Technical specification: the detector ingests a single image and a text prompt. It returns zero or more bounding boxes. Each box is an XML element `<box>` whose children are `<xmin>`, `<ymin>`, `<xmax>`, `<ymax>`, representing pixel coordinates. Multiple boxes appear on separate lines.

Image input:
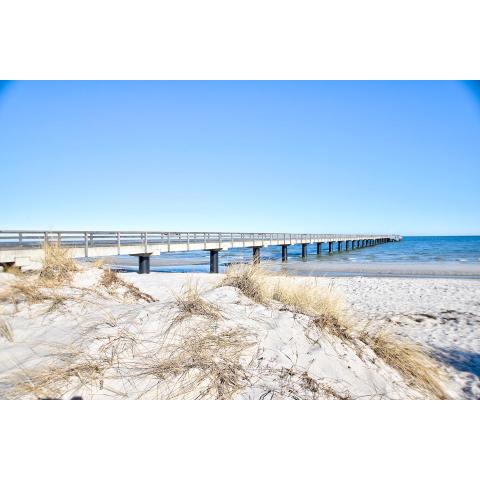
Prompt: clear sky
<box><xmin>1</xmin><ymin>81</ymin><xmax>479</xmax><ymax>235</ymax></box>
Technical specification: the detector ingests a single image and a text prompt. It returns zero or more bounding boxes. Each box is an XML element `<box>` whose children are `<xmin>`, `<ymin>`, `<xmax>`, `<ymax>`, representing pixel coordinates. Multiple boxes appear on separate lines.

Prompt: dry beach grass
<box><xmin>222</xmin><ymin>263</ymin><xmax>448</xmax><ymax>399</ymax></box>
<box><xmin>0</xmin><ymin>253</ymin><xmax>451</xmax><ymax>399</ymax></box>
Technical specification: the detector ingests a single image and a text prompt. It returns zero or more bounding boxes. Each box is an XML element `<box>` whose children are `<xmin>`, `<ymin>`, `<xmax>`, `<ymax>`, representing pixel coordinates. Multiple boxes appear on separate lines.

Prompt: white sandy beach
<box><xmin>1</xmin><ymin>261</ymin><xmax>479</xmax><ymax>400</ymax></box>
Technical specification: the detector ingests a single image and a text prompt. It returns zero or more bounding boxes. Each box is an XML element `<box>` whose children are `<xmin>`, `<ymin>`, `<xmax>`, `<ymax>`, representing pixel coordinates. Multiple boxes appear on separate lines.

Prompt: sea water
<box><xmin>111</xmin><ymin>236</ymin><xmax>480</xmax><ymax>273</ymax></box>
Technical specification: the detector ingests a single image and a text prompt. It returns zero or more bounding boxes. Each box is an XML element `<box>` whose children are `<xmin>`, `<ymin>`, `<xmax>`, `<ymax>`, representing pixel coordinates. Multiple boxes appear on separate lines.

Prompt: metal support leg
<box><xmin>253</xmin><ymin>246</ymin><xmax>261</xmax><ymax>264</ymax></box>
<box><xmin>302</xmin><ymin>243</ymin><xmax>308</xmax><ymax>259</ymax></box>
<box><xmin>209</xmin><ymin>249</ymin><xmax>220</xmax><ymax>273</ymax></box>
<box><xmin>281</xmin><ymin>245</ymin><xmax>288</xmax><ymax>262</ymax></box>
<box><xmin>138</xmin><ymin>255</ymin><xmax>150</xmax><ymax>274</ymax></box>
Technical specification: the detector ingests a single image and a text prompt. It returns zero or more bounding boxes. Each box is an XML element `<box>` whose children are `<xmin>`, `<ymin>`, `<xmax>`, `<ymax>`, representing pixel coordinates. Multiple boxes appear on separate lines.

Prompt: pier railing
<box><xmin>0</xmin><ymin>230</ymin><xmax>402</xmax><ymax>251</ymax></box>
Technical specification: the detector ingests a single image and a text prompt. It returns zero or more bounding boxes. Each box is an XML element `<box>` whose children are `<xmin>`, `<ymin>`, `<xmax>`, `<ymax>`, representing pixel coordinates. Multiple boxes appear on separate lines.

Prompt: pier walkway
<box><xmin>0</xmin><ymin>231</ymin><xmax>402</xmax><ymax>273</ymax></box>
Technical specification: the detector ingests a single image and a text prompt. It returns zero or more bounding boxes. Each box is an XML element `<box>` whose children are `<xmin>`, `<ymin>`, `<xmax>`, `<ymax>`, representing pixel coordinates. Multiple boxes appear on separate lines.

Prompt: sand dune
<box><xmin>2</xmin><ymin>259</ymin><xmax>478</xmax><ymax>399</ymax></box>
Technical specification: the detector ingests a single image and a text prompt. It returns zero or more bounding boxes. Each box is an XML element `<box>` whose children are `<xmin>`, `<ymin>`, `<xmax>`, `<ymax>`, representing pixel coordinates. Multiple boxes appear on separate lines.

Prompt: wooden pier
<box><xmin>0</xmin><ymin>231</ymin><xmax>402</xmax><ymax>273</ymax></box>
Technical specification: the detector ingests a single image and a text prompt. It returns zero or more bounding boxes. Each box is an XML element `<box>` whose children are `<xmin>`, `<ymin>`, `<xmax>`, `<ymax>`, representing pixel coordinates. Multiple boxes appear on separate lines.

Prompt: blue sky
<box><xmin>1</xmin><ymin>81</ymin><xmax>479</xmax><ymax>235</ymax></box>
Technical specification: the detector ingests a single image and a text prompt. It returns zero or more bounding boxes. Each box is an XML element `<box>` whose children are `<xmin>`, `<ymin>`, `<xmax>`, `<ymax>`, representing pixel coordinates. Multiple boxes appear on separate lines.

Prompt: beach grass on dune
<box><xmin>0</xmin><ymin>258</ymin><xmax>451</xmax><ymax>399</ymax></box>
<box><xmin>169</xmin><ymin>280</ymin><xmax>223</xmax><ymax>331</ymax></box>
<box><xmin>220</xmin><ymin>263</ymin><xmax>270</xmax><ymax>304</ymax></box>
<box><xmin>40</xmin><ymin>242</ymin><xmax>79</xmax><ymax>286</ymax></box>
<box><xmin>100</xmin><ymin>268</ymin><xmax>156</xmax><ymax>303</ymax></box>
<box><xmin>359</xmin><ymin>330</ymin><xmax>448</xmax><ymax>399</ymax></box>
<box><xmin>137</xmin><ymin>323</ymin><xmax>254</xmax><ymax>400</ymax></box>
<box><xmin>6</xmin><ymin>358</ymin><xmax>105</xmax><ymax>400</ymax></box>
<box><xmin>0</xmin><ymin>318</ymin><xmax>14</xmax><ymax>342</ymax></box>
<box><xmin>222</xmin><ymin>263</ymin><xmax>448</xmax><ymax>399</ymax></box>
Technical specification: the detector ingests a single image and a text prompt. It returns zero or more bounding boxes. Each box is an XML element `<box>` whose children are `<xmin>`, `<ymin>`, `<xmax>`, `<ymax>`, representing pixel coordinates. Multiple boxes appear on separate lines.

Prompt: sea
<box><xmin>109</xmin><ymin>236</ymin><xmax>480</xmax><ymax>274</ymax></box>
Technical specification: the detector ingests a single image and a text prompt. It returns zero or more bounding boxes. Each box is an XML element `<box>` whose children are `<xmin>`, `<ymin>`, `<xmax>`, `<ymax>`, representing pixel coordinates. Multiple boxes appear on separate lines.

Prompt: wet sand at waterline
<box><xmin>100</xmin><ymin>255</ymin><xmax>480</xmax><ymax>278</ymax></box>
<box><xmin>274</xmin><ymin>260</ymin><xmax>480</xmax><ymax>278</ymax></box>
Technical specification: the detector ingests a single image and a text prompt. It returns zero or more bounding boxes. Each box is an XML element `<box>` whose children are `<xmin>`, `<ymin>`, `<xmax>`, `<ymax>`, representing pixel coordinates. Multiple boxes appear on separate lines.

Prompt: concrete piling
<box><xmin>302</xmin><ymin>243</ymin><xmax>308</xmax><ymax>259</ymax></box>
<box><xmin>282</xmin><ymin>245</ymin><xmax>288</xmax><ymax>262</ymax></box>
<box><xmin>138</xmin><ymin>255</ymin><xmax>150</xmax><ymax>274</ymax></box>
<box><xmin>253</xmin><ymin>246</ymin><xmax>261</xmax><ymax>264</ymax></box>
<box><xmin>209</xmin><ymin>249</ymin><xmax>220</xmax><ymax>273</ymax></box>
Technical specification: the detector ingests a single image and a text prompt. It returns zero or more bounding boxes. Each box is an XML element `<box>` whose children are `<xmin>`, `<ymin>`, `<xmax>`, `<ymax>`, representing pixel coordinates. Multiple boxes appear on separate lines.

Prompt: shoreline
<box><xmin>273</xmin><ymin>261</ymin><xmax>480</xmax><ymax>279</ymax></box>
<box><xmin>98</xmin><ymin>257</ymin><xmax>480</xmax><ymax>279</ymax></box>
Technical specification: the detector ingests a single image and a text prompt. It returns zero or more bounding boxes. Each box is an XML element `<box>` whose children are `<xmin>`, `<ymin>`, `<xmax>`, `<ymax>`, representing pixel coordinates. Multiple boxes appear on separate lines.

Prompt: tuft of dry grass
<box><xmin>258</xmin><ymin>367</ymin><xmax>351</xmax><ymax>400</ymax></box>
<box><xmin>221</xmin><ymin>263</ymin><xmax>269</xmax><ymax>304</ymax></box>
<box><xmin>4</xmin><ymin>359</ymin><xmax>105</xmax><ymax>399</ymax></box>
<box><xmin>1</xmin><ymin>263</ymin><xmax>22</xmax><ymax>275</ymax></box>
<box><xmin>359</xmin><ymin>330</ymin><xmax>448</xmax><ymax>399</ymax></box>
<box><xmin>100</xmin><ymin>269</ymin><xmax>155</xmax><ymax>303</ymax></box>
<box><xmin>272</xmin><ymin>277</ymin><xmax>355</xmax><ymax>343</ymax></box>
<box><xmin>169</xmin><ymin>281</ymin><xmax>222</xmax><ymax>331</ymax></box>
<box><xmin>0</xmin><ymin>280</ymin><xmax>68</xmax><ymax>312</ymax></box>
<box><xmin>138</xmin><ymin>324</ymin><xmax>254</xmax><ymax>399</ymax></box>
<box><xmin>97</xmin><ymin>328</ymin><xmax>138</xmax><ymax>367</ymax></box>
<box><xmin>6</xmin><ymin>281</ymin><xmax>50</xmax><ymax>304</ymax></box>
<box><xmin>39</xmin><ymin>242</ymin><xmax>79</xmax><ymax>286</ymax></box>
<box><xmin>91</xmin><ymin>258</ymin><xmax>105</xmax><ymax>269</ymax></box>
<box><xmin>0</xmin><ymin>318</ymin><xmax>14</xmax><ymax>342</ymax></box>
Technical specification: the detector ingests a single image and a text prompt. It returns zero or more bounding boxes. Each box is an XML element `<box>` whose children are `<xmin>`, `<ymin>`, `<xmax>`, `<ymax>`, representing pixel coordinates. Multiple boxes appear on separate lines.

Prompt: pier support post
<box><xmin>337</xmin><ymin>241</ymin><xmax>342</xmax><ymax>252</ymax></box>
<box><xmin>209</xmin><ymin>249</ymin><xmax>221</xmax><ymax>273</ymax></box>
<box><xmin>328</xmin><ymin>241</ymin><xmax>333</xmax><ymax>254</ymax></box>
<box><xmin>317</xmin><ymin>242</ymin><xmax>322</xmax><ymax>255</ymax></box>
<box><xmin>346</xmin><ymin>240</ymin><xmax>350</xmax><ymax>250</ymax></box>
<box><xmin>281</xmin><ymin>245</ymin><xmax>288</xmax><ymax>262</ymax></box>
<box><xmin>138</xmin><ymin>254</ymin><xmax>151</xmax><ymax>274</ymax></box>
<box><xmin>252</xmin><ymin>246</ymin><xmax>261</xmax><ymax>265</ymax></box>
<box><xmin>302</xmin><ymin>243</ymin><xmax>308</xmax><ymax>259</ymax></box>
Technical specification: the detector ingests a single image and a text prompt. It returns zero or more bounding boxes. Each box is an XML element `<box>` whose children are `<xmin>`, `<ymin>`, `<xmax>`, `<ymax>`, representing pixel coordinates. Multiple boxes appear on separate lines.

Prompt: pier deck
<box><xmin>0</xmin><ymin>231</ymin><xmax>402</xmax><ymax>273</ymax></box>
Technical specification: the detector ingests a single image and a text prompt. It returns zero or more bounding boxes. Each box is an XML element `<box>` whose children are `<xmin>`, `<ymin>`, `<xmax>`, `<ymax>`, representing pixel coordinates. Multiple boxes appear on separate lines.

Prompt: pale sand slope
<box><xmin>125</xmin><ymin>272</ymin><xmax>480</xmax><ymax>399</ymax></box>
<box><xmin>0</xmin><ymin>268</ymin><xmax>477</xmax><ymax>399</ymax></box>
<box><xmin>328</xmin><ymin>276</ymin><xmax>480</xmax><ymax>399</ymax></box>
